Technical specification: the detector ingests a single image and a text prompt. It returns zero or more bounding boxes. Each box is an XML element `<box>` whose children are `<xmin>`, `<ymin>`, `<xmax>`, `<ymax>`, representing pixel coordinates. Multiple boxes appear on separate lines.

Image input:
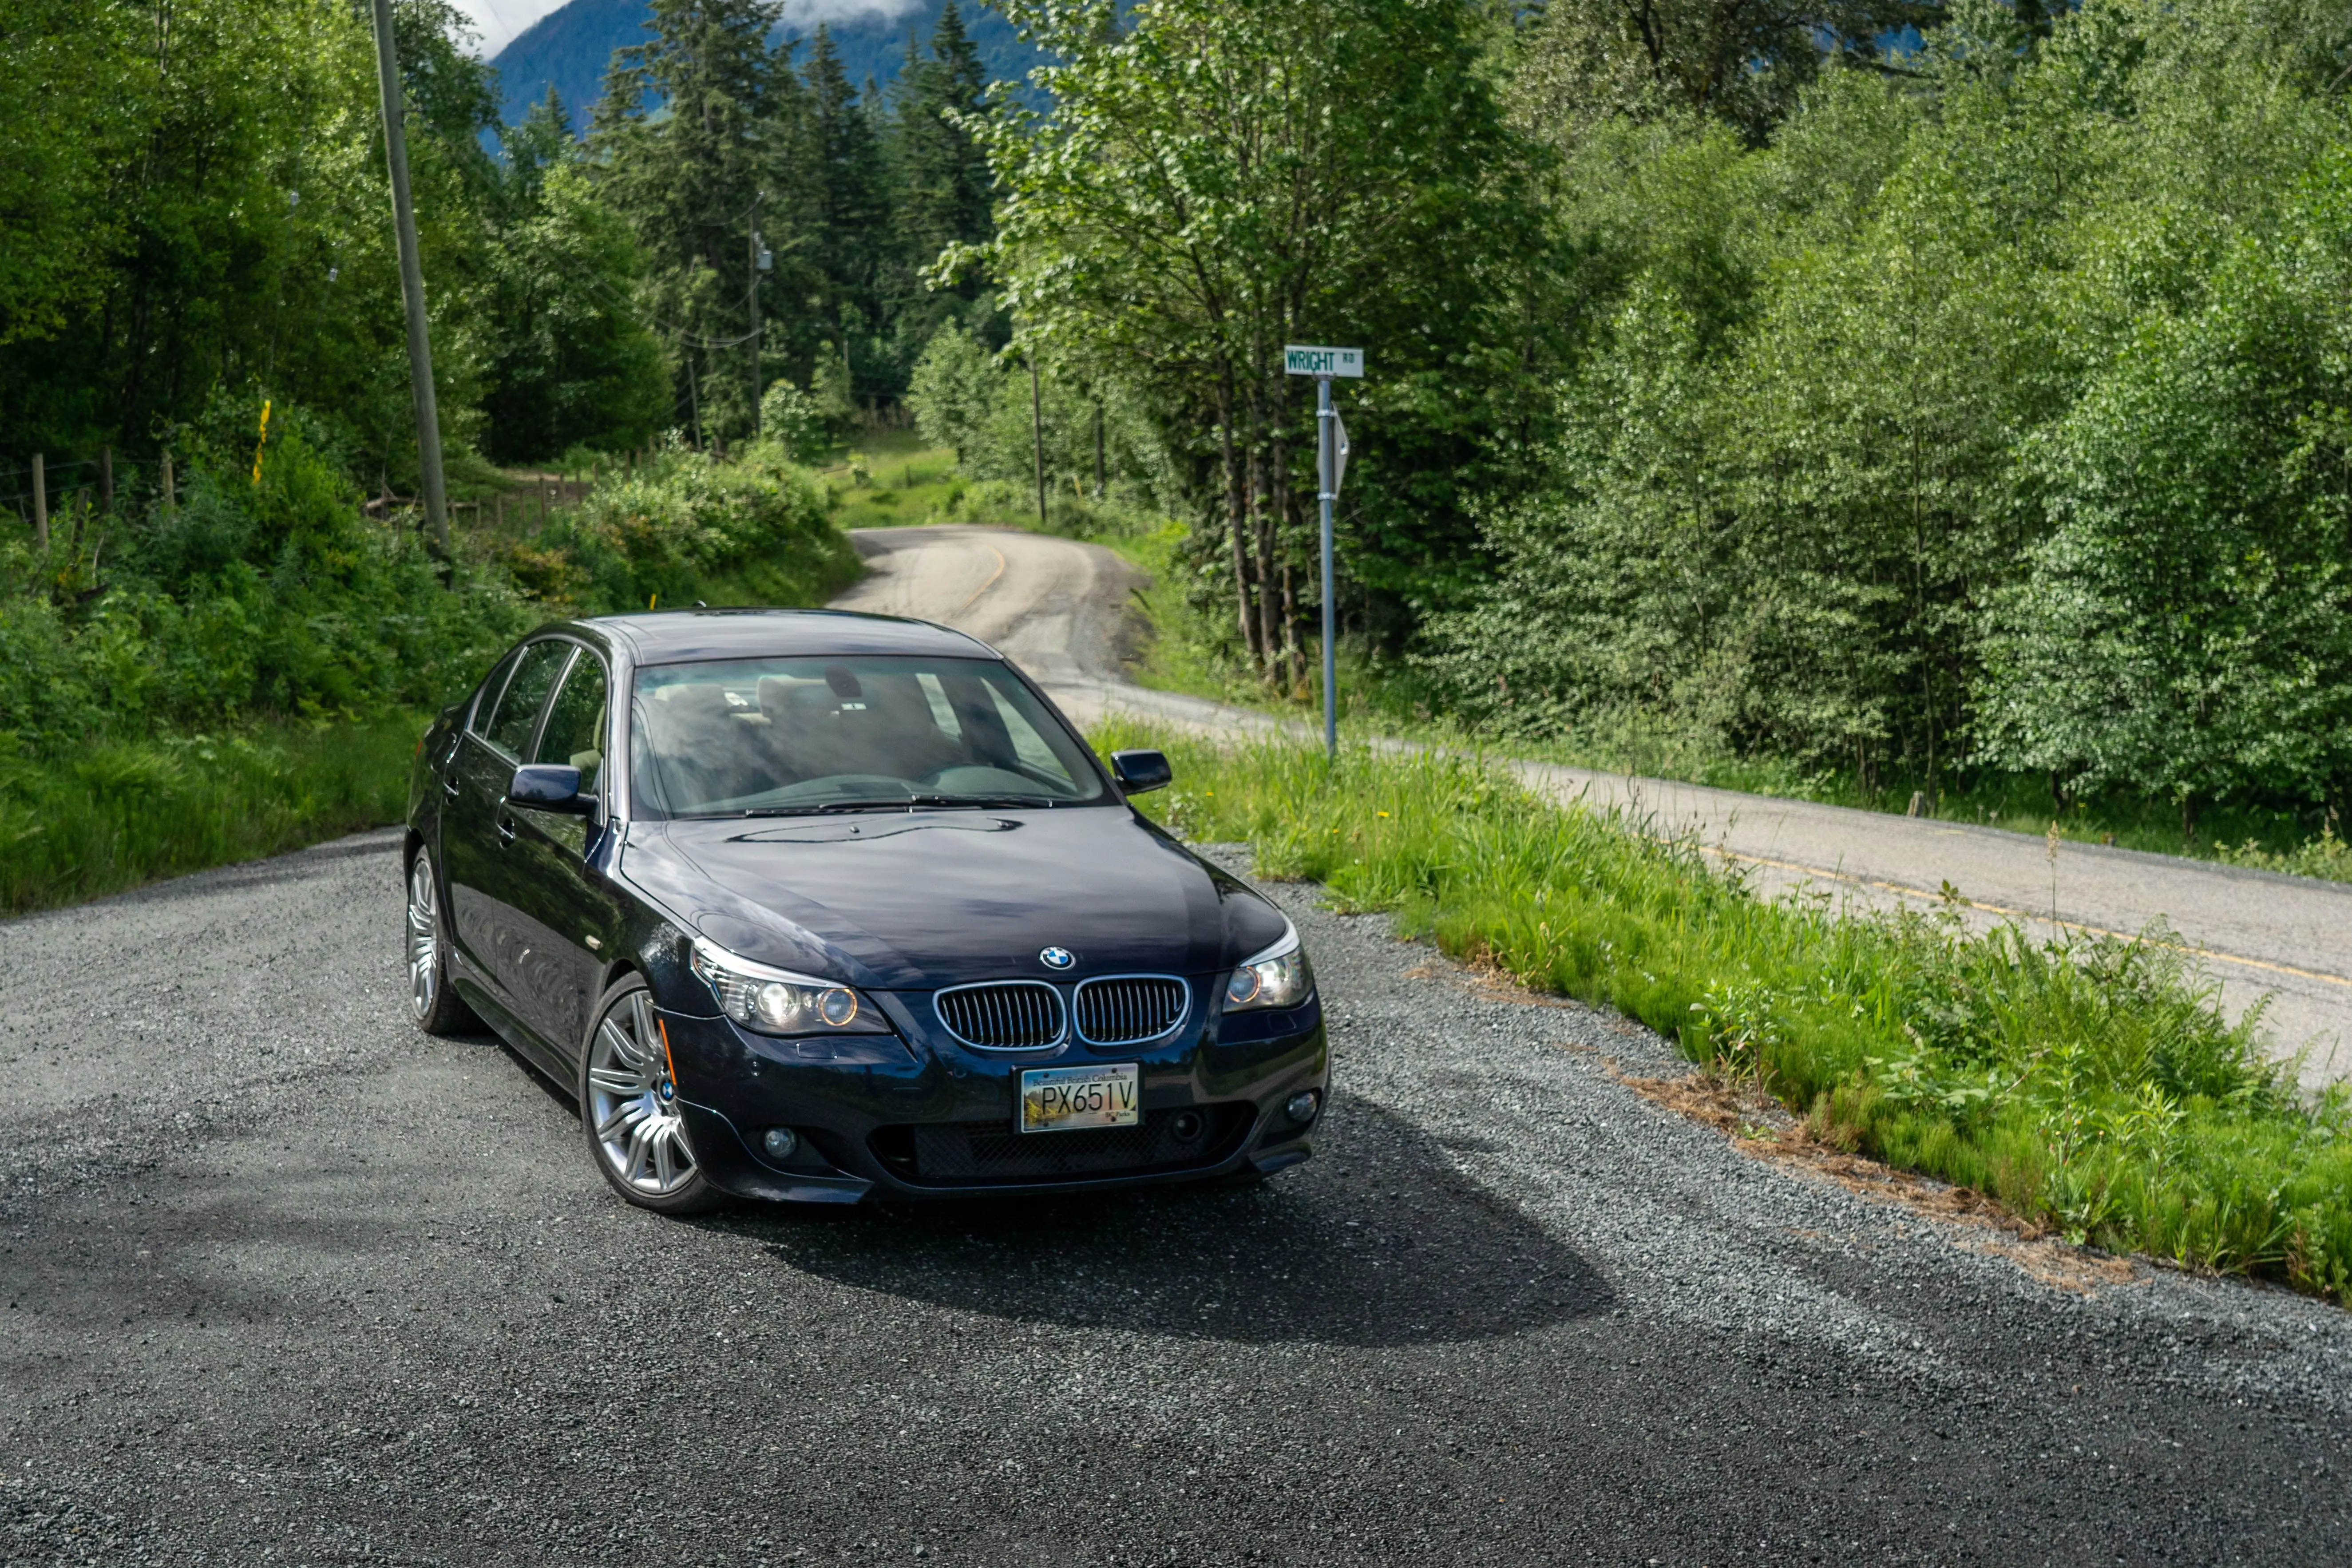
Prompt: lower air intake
<box><xmin>879</xmin><ymin>1104</ymin><xmax>1250</xmax><ymax>1184</ymax></box>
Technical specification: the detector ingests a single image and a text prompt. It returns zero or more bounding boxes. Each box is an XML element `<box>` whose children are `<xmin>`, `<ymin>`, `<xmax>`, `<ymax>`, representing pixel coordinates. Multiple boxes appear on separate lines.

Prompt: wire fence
<box><xmin>1</xmin><ymin>451</ymin><xmax>170</xmax><ymax>525</ymax></box>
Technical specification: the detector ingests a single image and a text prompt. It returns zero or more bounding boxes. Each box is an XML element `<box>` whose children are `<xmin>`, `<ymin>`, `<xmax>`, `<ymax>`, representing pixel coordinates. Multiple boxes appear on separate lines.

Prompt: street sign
<box><xmin>1284</xmin><ymin>345</ymin><xmax>1364</xmax><ymax>378</ymax></box>
<box><xmin>1286</xmin><ymin>347</ymin><xmax>1367</xmax><ymax>760</ymax></box>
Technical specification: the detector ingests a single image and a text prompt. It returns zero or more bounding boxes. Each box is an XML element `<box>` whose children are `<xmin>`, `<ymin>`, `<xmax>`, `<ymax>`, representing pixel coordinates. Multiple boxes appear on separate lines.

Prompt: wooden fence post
<box><xmin>100</xmin><ymin>445</ymin><xmax>113</xmax><ymax>512</ymax></box>
<box><xmin>161</xmin><ymin>452</ymin><xmax>176</xmax><ymax>510</ymax></box>
<box><xmin>30</xmin><ymin>453</ymin><xmax>46</xmax><ymax>550</ymax></box>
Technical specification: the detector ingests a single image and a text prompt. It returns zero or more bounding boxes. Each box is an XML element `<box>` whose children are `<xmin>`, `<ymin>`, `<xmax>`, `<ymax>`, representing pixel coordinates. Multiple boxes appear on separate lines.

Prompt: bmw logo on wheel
<box><xmin>1039</xmin><ymin>946</ymin><xmax>1076</xmax><ymax>970</ymax></box>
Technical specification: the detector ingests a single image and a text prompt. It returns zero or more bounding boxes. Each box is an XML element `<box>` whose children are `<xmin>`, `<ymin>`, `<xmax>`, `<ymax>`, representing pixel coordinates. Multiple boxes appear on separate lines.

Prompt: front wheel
<box><xmin>580</xmin><ymin>975</ymin><xmax>718</xmax><ymax>1215</ymax></box>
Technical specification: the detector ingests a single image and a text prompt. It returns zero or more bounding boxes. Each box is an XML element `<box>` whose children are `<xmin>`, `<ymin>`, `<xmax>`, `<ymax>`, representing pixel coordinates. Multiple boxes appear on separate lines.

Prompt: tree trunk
<box><xmin>1281</xmin><ymin>553</ymin><xmax>1301</xmax><ymax>695</ymax></box>
<box><xmin>1249</xmin><ymin>438</ymin><xmax>1278</xmax><ymax>680</ymax></box>
<box><xmin>1216</xmin><ymin>371</ymin><xmax>1259</xmax><ymax>668</ymax></box>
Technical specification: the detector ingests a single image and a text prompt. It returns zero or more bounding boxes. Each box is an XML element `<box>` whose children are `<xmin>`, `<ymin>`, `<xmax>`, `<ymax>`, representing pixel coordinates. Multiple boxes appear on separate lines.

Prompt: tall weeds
<box><xmin>1100</xmin><ymin>723</ymin><xmax>2352</xmax><ymax>1302</ymax></box>
<box><xmin>0</xmin><ymin>717</ymin><xmax>419</xmax><ymax>914</ymax></box>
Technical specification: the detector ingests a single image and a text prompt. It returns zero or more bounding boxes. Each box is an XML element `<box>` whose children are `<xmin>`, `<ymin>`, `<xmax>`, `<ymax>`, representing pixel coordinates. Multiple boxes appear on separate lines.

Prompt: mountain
<box><xmin>488</xmin><ymin>0</ymin><xmax>1043</xmax><ymax>134</ymax></box>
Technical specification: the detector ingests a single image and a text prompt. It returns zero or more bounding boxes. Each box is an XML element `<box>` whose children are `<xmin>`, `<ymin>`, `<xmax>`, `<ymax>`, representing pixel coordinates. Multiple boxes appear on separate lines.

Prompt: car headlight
<box><xmin>1224</xmin><ymin>920</ymin><xmax>1314</xmax><ymax>1011</ymax></box>
<box><xmin>690</xmin><ymin>939</ymin><xmax>889</xmax><ymax>1036</ymax></box>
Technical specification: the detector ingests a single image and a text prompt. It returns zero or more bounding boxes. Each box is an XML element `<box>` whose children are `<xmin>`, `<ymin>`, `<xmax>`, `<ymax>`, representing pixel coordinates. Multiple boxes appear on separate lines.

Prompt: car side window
<box><xmin>535</xmin><ymin>652</ymin><xmax>609</xmax><ymax>795</ymax></box>
<box><xmin>482</xmin><ymin>641</ymin><xmax>572</xmax><ymax>760</ymax></box>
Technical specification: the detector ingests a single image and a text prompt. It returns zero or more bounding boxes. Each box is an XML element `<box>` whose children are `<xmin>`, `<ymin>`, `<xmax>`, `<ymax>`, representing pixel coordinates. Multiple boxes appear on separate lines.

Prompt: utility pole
<box><xmin>1029</xmin><ymin>356</ymin><xmax>1047</xmax><ymax>527</ymax></box>
<box><xmin>748</xmin><ymin>194</ymin><xmax>767</xmax><ymax>443</ymax></box>
<box><xmin>368</xmin><ymin>0</ymin><xmax>449</xmax><ymax>557</ymax></box>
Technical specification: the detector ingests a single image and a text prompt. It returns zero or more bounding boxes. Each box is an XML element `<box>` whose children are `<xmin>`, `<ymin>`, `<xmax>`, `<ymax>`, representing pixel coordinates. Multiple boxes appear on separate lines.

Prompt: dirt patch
<box><xmin>1402</xmin><ymin>959</ymin><xmax>1584</xmax><ymax>1010</ymax></box>
<box><xmin>1613</xmin><ymin>1068</ymin><xmax>2141</xmax><ymax>1296</ymax></box>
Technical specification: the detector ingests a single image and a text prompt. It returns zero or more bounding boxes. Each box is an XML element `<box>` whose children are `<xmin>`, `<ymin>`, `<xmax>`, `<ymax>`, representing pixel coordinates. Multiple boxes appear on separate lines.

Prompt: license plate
<box><xmin>1018</xmin><ymin>1062</ymin><xmax>1140</xmax><ymax>1133</ymax></box>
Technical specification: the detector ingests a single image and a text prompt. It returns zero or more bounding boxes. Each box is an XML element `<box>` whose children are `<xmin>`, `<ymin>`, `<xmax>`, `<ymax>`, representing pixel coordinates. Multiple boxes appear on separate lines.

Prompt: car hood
<box><xmin>624</xmin><ymin>807</ymin><xmax>1289</xmax><ymax>990</ymax></box>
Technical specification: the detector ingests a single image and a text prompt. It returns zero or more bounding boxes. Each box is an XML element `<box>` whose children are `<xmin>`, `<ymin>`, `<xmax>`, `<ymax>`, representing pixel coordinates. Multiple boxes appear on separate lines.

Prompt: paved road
<box><xmin>4</xmin><ymin>829</ymin><xmax>2348</xmax><ymax>1562</ymax></box>
<box><xmin>841</xmin><ymin>525</ymin><xmax>2352</xmax><ymax>1091</ymax></box>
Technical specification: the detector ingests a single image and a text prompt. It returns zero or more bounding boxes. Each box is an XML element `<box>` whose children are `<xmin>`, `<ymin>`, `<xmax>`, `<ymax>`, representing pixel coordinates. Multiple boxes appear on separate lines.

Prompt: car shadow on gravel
<box><xmin>722</xmin><ymin>1096</ymin><xmax>1614</xmax><ymax>1347</ymax></box>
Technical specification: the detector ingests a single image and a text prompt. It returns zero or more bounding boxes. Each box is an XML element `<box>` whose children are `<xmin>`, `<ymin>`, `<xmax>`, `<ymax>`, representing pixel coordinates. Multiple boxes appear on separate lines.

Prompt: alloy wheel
<box><xmin>586</xmin><ymin>989</ymin><xmax>700</xmax><ymax>1197</ymax></box>
<box><xmin>406</xmin><ymin>854</ymin><xmax>441</xmax><ymax>1022</ymax></box>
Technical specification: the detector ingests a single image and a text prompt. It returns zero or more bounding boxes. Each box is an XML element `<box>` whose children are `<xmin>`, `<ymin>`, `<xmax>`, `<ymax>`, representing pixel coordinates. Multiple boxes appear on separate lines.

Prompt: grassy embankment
<box><xmin>1096</xmin><ymin>719</ymin><xmax>2352</xmax><ymax>1303</ymax></box>
<box><xmin>8</xmin><ymin>444</ymin><xmax>858</xmax><ymax>919</ymax></box>
<box><xmin>0</xmin><ymin>716</ymin><xmax>423</xmax><ymax>915</ymax></box>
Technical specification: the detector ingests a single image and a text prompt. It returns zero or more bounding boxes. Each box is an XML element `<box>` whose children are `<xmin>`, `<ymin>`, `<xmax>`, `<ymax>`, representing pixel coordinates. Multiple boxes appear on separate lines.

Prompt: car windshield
<box><xmin>629</xmin><ymin>654</ymin><xmax>1111</xmax><ymax>818</ymax></box>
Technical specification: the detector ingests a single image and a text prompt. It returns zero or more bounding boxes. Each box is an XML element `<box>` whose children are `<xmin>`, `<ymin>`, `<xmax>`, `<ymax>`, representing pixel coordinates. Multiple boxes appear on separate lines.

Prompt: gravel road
<box><xmin>3</xmin><ymin>527</ymin><xmax>2348</xmax><ymax>1563</ymax></box>
<box><xmin>5</xmin><ymin>828</ymin><xmax>2350</xmax><ymax>1564</ymax></box>
<box><xmin>840</xmin><ymin>525</ymin><xmax>2352</xmax><ymax>1091</ymax></box>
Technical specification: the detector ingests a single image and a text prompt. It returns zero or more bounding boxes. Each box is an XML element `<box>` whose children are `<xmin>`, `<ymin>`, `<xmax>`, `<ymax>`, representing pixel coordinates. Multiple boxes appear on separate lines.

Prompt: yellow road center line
<box><xmin>957</xmin><ymin>546</ymin><xmax>1007</xmax><ymax>615</ymax></box>
<box><xmin>1705</xmin><ymin>844</ymin><xmax>2352</xmax><ymax>990</ymax></box>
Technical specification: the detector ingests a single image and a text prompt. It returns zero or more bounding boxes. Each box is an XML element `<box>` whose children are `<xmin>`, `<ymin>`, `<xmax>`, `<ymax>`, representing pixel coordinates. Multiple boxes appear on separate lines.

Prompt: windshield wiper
<box><xmin>731</xmin><ymin>793</ymin><xmax>1063</xmax><ymax>817</ymax></box>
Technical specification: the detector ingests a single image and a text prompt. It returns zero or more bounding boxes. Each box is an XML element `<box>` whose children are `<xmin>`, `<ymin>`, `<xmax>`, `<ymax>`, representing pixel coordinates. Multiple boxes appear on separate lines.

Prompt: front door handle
<box><xmin>495</xmin><ymin>811</ymin><xmax>517</xmax><ymax>844</ymax></box>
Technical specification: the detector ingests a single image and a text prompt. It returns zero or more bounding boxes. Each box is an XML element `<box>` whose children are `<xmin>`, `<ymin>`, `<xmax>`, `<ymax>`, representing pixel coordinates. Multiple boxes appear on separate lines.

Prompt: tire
<box><xmin>406</xmin><ymin>848</ymin><xmax>482</xmax><ymax>1037</ymax></box>
<box><xmin>579</xmin><ymin>974</ymin><xmax>720</xmax><ymax>1215</ymax></box>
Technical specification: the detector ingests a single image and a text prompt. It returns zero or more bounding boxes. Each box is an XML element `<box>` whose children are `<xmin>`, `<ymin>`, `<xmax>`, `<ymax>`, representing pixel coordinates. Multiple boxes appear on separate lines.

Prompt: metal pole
<box><xmin>748</xmin><ymin>195</ymin><xmax>762</xmax><ymax>443</ymax></box>
<box><xmin>1318</xmin><ymin>374</ymin><xmax>1336</xmax><ymax>760</ymax></box>
<box><xmin>368</xmin><ymin>0</ymin><xmax>448</xmax><ymax>557</ymax></box>
<box><xmin>1030</xmin><ymin>356</ymin><xmax>1047</xmax><ymax>526</ymax></box>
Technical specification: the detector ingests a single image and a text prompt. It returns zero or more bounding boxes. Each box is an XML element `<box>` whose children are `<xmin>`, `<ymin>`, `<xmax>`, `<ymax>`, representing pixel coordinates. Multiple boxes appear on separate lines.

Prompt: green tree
<box><xmin>1512</xmin><ymin>0</ymin><xmax>1936</xmax><ymax>146</ymax></box>
<box><xmin>802</xmin><ymin>26</ymin><xmax>894</xmax><ymax>405</ymax></box>
<box><xmin>593</xmin><ymin>0</ymin><xmax>792</xmax><ymax>446</ymax></box>
<box><xmin>481</xmin><ymin>96</ymin><xmax>671</xmax><ymax>462</ymax></box>
<box><xmin>972</xmin><ymin>0</ymin><xmax>1535</xmax><ymax>683</ymax></box>
<box><xmin>1975</xmin><ymin>240</ymin><xmax>2352</xmax><ymax>834</ymax></box>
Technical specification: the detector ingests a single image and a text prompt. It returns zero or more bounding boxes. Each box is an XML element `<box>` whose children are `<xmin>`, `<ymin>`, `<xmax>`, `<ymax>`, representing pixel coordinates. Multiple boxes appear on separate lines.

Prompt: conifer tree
<box><xmin>593</xmin><ymin>0</ymin><xmax>793</xmax><ymax>442</ymax></box>
<box><xmin>802</xmin><ymin>26</ymin><xmax>892</xmax><ymax>404</ymax></box>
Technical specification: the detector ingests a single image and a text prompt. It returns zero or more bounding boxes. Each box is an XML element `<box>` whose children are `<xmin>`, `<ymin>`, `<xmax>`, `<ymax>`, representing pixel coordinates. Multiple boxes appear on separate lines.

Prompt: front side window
<box><xmin>481</xmin><ymin>640</ymin><xmax>573</xmax><ymax>759</ymax></box>
<box><xmin>629</xmin><ymin>655</ymin><xmax>1109</xmax><ymax>819</ymax></box>
<box><xmin>535</xmin><ymin>652</ymin><xmax>609</xmax><ymax>795</ymax></box>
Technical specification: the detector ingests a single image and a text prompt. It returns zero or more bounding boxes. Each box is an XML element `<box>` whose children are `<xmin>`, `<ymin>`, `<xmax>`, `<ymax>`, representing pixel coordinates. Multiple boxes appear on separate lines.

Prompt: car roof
<box><xmin>582</xmin><ymin>608</ymin><xmax>997</xmax><ymax>665</ymax></box>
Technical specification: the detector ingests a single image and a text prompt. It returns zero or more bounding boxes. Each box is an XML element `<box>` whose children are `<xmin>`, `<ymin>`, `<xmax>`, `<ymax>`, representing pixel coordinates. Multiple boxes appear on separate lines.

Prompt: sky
<box><xmin>451</xmin><ymin>0</ymin><xmax>926</xmax><ymax>56</ymax></box>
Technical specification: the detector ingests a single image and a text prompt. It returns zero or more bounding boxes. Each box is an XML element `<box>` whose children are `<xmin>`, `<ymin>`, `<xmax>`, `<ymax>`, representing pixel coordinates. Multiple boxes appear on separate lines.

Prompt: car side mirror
<box><xmin>1110</xmin><ymin>748</ymin><xmax>1172</xmax><ymax>796</ymax></box>
<box><xmin>508</xmin><ymin>763</ymin><xmax>591</xmax><ymax>813</ymax></box>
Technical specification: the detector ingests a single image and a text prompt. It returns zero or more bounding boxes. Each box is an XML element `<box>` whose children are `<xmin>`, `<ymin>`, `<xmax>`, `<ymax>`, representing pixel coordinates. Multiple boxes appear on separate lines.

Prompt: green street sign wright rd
<box><xmin>1284</xmin><ymin>345</ymin><xmax>1364</xmax><ymax>377</ymax></box>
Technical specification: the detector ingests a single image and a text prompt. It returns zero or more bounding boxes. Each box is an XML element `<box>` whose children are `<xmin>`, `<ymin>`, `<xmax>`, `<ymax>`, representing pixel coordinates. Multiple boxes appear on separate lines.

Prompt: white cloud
<box><xmin>451</xmin><ymin>0</ymin><xmax>927</xmax><ymax>59</ymax></box>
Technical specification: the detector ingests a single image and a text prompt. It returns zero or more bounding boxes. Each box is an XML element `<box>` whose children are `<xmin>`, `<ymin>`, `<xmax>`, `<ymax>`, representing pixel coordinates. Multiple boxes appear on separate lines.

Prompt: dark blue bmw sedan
<box><xmin>403</xmin><ymin>610</ymin><xmax>1327</xmax><ymax>1213</ymax></box>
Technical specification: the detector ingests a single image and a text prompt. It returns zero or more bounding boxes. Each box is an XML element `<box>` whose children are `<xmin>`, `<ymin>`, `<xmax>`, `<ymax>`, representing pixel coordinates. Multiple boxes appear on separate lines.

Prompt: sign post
<box><xmin>1284</xmin><ymin>346</ymin><xmax>1363</xmax><ymax>760</ymax></box>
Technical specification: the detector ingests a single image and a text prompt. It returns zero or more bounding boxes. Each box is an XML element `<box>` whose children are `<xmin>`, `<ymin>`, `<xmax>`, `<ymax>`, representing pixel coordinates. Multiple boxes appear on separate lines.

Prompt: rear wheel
<box><xmin>406</xmin><ymin>849</ymin><xmax>480</xmax><ymax>1036</ymax></box>
<box><xmin>580</xmin><ymin>975</ymin><xmax>718</xmax><ymax>1215</ymax></box>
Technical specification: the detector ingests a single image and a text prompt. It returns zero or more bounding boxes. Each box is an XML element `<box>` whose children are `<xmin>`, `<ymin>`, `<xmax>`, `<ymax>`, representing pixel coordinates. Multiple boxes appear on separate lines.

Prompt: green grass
<box><xmin>1093</xmin><ymin>720</ymin><xmax>2352</xmax><ymax>1303</ymax></box>
<box><xmin>0</xmin><ymin>715</ymin><xmax>421</xmax><ymax>915</ymax></box>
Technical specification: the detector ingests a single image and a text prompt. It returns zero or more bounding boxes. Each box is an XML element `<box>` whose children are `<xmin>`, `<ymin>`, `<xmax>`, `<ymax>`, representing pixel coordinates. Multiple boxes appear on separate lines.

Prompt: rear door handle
<box><xmin>443</xmin><ymin>775</ymin><xmax>461</xmax><ymax>800</ymax></box>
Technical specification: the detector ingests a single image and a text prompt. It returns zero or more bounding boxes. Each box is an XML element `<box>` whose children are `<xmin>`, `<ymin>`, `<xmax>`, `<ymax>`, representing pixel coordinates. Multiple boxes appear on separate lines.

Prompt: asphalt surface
<box><xmin>839</xmin><ymin>525</ymin><xmax>2352</xmax><ymax>1091</ymax></box>
<box><xmin>4</xmin><ymin>831</ymin><xmax>2349</xmax><ymax>1564</ymax></box>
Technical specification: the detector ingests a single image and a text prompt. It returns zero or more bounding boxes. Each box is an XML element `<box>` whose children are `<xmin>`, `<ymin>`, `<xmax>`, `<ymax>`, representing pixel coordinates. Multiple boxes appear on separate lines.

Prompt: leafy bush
<box><xmin>0</xmin><ymin>402</ymin><xmax>531</xmax><ymax>756</ymax></box>
<box><xmin>520</xmin><ymin>441</ymin><xmax>860</xmax><ymax>612</ymax></box>
<box><xmin>759</xmin><ymin>381</ymin><xmax>835</xmax><ymax>463</ymax></box>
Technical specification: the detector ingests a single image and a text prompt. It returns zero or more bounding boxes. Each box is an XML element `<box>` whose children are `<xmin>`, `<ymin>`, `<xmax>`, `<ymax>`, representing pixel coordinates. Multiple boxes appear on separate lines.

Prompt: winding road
<box><xmin>840</xmin><ymin>523</ymin><xmax>2352</xmax><ymax>1091</ymax></box>
<box><xmin>0</xmin><ymin>524</ymin><xmax>2345</xmax><ymax>1562</ymax></box>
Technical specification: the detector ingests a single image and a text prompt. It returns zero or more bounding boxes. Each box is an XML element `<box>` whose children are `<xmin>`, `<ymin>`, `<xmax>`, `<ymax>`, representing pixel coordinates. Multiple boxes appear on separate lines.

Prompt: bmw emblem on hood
<box><xmin>1039</xmin><ymin>946</ymin><xmax>1076</xmax><ymax>970</ymax></box>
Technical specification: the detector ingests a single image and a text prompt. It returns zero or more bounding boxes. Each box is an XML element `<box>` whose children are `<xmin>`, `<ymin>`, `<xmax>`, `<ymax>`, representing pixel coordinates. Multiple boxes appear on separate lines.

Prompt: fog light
<box><xmin>1284</xmin><ymin>1091</ymin><xmax>1319</xmax><ymax>1125</ymax></box>
<box><xmin>1170</xmin><ymin>1110</ymin><xmax>1204</xmax><ymax>1142</ymax></box>
<box><xmin>761</xmin><ymin>1126</ymin><xmax>799</xmax><ymax>1161</ymax></box>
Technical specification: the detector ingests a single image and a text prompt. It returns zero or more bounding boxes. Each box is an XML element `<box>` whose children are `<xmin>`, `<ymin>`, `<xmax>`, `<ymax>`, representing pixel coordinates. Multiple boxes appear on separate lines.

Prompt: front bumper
<box><xmin>658</xmin><ymin>983</ymin><xmax>1327</xmax><ymax>1203</ymax></box>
